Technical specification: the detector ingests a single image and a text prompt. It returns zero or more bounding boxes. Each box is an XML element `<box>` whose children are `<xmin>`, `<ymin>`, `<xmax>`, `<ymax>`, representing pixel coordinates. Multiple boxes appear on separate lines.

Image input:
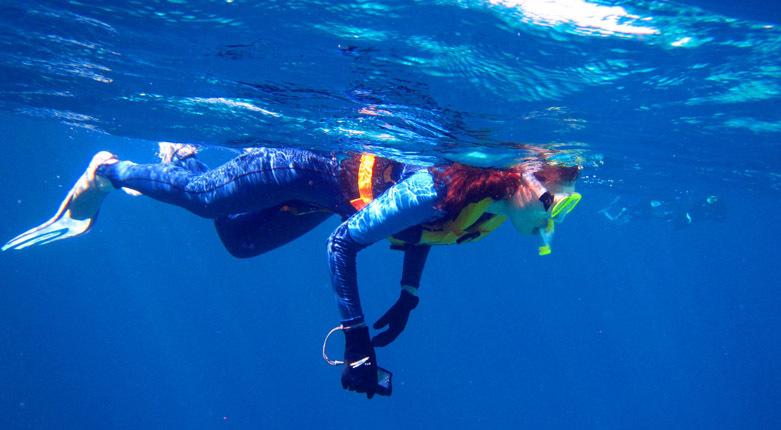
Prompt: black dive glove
<box><xmin>372</xmin><ymin>289</ymin><xmax>419</xmax><ymax>347</ymax></box>
<box><xmin>341</xmin><ymin>324</ymin><xmax>391</xmax><ymax>398</ymax></box>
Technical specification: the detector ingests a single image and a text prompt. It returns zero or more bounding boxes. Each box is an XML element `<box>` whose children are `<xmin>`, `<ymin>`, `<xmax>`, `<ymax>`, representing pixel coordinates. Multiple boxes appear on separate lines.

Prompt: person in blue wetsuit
<box><xmin>3</xmin><ymin>142</ymin><xmax>582</xmax><ymax>398</ymax></box>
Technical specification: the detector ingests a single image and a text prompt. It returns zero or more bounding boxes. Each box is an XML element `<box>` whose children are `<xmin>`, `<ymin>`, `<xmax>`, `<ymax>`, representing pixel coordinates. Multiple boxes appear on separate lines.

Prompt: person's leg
<box><xmin>2</xmin><ymin>148</ymin><xmax>341</xmax><ymax>252</ymax></box>
<box><xmin>157</xmin><ymin>144</ymin><xmax>334</xmax><ymax>256</ymax></box>
<box><xmin>215</xmin><ymin>203</ymin><xmax>333</xmax><ymax>258</ymax></box>
<box><xmin>97</xmin><ymin>148</ymin><xmax>342</xmax><ymax>219</ymax></box>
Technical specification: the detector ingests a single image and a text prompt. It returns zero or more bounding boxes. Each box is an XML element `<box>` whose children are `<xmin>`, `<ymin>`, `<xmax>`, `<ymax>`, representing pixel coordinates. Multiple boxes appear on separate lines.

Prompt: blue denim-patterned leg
<box><xmin>98</xmin><ymin>148</ymin><xmax>343</xmax><ymax>219</ymax></box>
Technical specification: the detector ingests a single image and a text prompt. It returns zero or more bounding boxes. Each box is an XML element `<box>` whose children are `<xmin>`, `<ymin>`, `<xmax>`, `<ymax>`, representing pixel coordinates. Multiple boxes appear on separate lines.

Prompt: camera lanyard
<box><xmin>321</xmin><ymin>324</ymin><xmax>371</xmax><ymax>368</ymax></box>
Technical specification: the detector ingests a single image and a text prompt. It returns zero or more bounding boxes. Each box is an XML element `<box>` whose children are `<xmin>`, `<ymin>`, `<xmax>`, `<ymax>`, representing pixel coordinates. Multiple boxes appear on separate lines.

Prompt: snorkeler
<box><xmin>599</xmin><ymin>194</ymin><xmax>724</xmax><ymax>228</ymax></box>
<box><xmin>3</xmin><ymin>142</ymin><xmax>582</xmax><ymax>399</ymax></box>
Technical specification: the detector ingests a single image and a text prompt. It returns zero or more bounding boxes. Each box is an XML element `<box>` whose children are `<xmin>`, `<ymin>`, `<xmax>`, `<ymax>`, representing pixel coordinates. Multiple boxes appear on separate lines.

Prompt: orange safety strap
<box><xmin>350</xmin><ymin>154</ymin><xmax>376</xmax><ymax>210</ymax></box>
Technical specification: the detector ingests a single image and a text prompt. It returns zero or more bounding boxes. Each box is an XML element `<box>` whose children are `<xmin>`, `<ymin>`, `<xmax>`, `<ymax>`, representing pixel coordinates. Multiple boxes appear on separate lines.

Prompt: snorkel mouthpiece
<box><xmin>538</xmin><ymin>219</ymin><xmax>554</xmax><ymax>256</ymax></box>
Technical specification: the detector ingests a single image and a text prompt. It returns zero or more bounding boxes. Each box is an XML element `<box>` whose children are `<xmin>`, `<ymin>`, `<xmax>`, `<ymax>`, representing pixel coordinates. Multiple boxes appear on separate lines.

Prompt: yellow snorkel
<box><xmin>538</xmin><ymin>218</ymin><xmax>554</xmax><ymax>256</ymax></box>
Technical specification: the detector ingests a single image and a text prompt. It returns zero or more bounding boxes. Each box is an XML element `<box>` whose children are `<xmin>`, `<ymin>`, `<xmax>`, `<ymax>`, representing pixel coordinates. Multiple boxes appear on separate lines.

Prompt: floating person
<box><xmin>599</xmin><ymin>194</ymin><xmax>725</xmax><ymax>228</ymax></box>
<box><xmin>3</xmin><ymin>142</ymin><xmax>582</xmax><ymax>398</ymax></box>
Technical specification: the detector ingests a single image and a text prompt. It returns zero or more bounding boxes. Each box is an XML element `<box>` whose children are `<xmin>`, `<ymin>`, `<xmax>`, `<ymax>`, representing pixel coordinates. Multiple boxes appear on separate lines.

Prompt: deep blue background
<box><xmin>1</xmin><ymin>0</ymin><xmax>780</xmax><ymax>427</ymax></box>
<box><xmin>1</xmin><ymin>114</ymin><xmax>779</xmax><ymax>429</ymax></box>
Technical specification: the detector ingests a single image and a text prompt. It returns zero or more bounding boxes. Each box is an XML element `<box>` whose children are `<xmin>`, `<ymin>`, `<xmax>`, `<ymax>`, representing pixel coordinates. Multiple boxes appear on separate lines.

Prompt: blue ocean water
<box><xmin>0</xmin><ymin>1</ymin><xmax>779</xmax><ymax>428</ymax></box>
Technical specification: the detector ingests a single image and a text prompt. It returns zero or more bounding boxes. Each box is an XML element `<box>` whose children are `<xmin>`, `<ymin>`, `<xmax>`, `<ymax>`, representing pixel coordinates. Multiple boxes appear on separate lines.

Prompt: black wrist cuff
<box><xmin>399</xmin><ymin>289</ymin><xmax>420</xmax><ymax>309</ymax></box>
<box><xmin>341</xmin><ymin>316</ymin><xmax>366</xmax><ymax>330</ymax></box>
<box><xmin>343</xmin><ymin>324</ymin><xmax>372</xmax><ymax>348</ymax></box>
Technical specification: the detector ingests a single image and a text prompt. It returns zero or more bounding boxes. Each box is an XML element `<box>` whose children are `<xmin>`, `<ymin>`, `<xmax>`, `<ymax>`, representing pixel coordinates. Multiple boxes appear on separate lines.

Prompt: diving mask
<box><xmin>537</xmin><ymin>192</ymin><xmax>582</xmax><ymax>256</ymax></box>
<box><xmin>550</xmin><ymin>192</ymin><xmax>582</xmax><ymax>223</ymax></box>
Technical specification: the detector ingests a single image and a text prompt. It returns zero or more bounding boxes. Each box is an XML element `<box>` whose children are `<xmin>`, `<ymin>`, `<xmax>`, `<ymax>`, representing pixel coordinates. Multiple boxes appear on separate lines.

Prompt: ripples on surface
<box><xmin>0</xmin><ymin>0</ymin><xmax>779</xmax><ymax>192</ymax></box>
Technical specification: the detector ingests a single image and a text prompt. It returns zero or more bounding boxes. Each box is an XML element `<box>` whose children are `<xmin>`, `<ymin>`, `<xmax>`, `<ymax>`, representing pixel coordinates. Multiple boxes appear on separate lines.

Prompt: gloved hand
<box><xmin>341</xmin><ymin>324</ymin><xmax>380</xmax><ymax>399</ymax></box>
<box><xmin>372</xmin><ymin>289</ymin><xmax>419</xmax><ymax>347</ymax></box>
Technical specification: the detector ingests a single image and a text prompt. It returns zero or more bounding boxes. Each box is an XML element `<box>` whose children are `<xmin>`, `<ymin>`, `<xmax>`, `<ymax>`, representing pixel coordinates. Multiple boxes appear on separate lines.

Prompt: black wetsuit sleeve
<box><xmin>327</xmin><ymin>222</ymin><xmax>368</xmax><ymax>325</ymax></box>
<box><xmin>400</xmin><ymin>245</ymin><xmax>431</xmax><ymax>289</ymax></box>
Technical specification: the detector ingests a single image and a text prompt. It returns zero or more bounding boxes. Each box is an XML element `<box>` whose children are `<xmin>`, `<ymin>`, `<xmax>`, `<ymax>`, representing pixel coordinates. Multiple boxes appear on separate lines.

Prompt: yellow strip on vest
<box><xmin>445</xmin><ymin>198</ymin><xmax>494</xmax><ymax>234</ymax></box>
<box><xmin>397</xmin><ymin>198</ymin><xmax>507</xmax><ymax>246</ymax></box>
<box><xmin>350</xmin><ymin>154</ymin><xmax>376</xmax><ymax>210</ymax></box>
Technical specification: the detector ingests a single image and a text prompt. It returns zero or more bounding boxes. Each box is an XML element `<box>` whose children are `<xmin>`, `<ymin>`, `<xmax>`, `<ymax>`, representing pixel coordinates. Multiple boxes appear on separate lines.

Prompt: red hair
<box><xmin>430</xmin><ymin>164</ymin><xmax>521</xmax><ymax>214</ymax></box>
<box><xmin>430</xmin><ymin>163</ymin><xmax>580</xmax><ymax>214</ymax></box>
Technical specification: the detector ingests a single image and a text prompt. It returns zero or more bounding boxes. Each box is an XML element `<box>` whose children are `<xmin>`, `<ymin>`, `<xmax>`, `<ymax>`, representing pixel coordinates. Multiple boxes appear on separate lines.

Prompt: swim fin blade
<box><xmin>2</xmin><ymin>152</ymin><xmax>116</xmax><ymax>251</ymax></box>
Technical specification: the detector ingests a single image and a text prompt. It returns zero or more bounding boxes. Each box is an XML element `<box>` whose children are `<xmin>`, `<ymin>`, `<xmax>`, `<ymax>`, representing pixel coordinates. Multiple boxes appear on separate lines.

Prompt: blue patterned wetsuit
<box><xmin>98</xmin><ymin>148</ymin><xmax>446</xmax><ymax>325</ymax></box>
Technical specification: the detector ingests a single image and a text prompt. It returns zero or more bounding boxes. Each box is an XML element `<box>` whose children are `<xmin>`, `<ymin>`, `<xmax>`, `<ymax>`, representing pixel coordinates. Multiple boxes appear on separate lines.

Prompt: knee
<box><xmin>215</xmin><ymin>218</ymin><xmax>266</xmax><ymax>259</ymax></box>
<box><xmin>221</xmin><ymin>240</ymin><xmax>262</xmax><ymax>259</ymax></box>
<box><xmin>217</xmin><ymin>229</ymin><xmax>260</xmax><ymax>259</ymax></box>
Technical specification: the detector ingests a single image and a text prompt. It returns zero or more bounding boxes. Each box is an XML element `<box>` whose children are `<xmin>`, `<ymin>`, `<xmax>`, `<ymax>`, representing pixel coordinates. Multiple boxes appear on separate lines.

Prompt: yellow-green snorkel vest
<box><xmin>388</xmin><ymin>198</ymin><xmax>507</xmax><ymax>247</ymax></box>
